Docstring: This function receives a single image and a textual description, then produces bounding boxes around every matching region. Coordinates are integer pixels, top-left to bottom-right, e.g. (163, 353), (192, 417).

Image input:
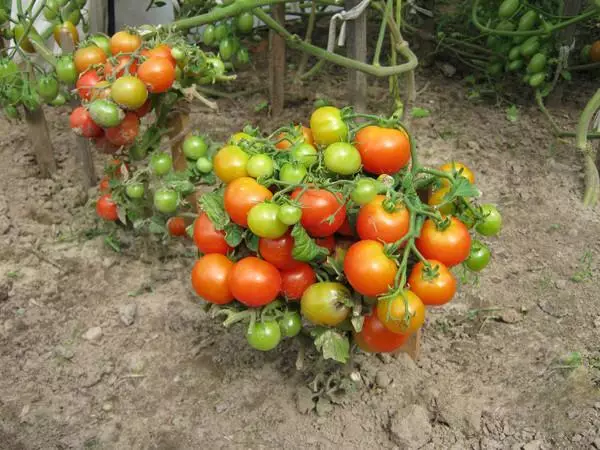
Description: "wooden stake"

(345, 0), (367, 112)
(268, 4), (286, 117)
(23, 105), (57, 178)
(60, 30), (97, 189)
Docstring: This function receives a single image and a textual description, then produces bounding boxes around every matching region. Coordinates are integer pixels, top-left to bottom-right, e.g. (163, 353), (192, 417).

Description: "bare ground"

(1, 63), (600, 450)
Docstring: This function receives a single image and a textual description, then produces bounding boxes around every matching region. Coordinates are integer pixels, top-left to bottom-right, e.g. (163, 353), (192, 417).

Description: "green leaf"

(198, 190), (229, 230)
(245, 232), (259, 252)
(444, 177), (481, 202)
(311, 328), (350, 364)
(560, 70), (572, 81)
(506, 105), (519, 123)
(224, 223), (244, 247)
(148, 221), (165, 234)
(254, 101), (268, 113)
(351, 315), (364, 333)
(290, 224), (329, 262)
(411, 107), (431, 118)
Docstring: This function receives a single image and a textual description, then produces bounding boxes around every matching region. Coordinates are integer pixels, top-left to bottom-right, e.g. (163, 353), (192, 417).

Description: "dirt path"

(1, 68), (599, 450)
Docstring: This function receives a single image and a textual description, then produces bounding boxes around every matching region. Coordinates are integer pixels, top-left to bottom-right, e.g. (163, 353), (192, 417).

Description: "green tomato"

(36, 75), (60, 102)
(203, 24), (216, 46)
(351, 178), (378, 205)
(88, 99), (125, 128)
(126, 183), (145, 199)
(56, 56), (78, 84)
(527, 53), (547, 74)
(196, 157), (213, 173)
(233, 47), (250, 68)
(246, 154), (275, 179)
(67, 8), (81, 25)
(464, 240), (491, 272)
(279, 163), (307, 185)
(50, 92), (67, 106)
(219, 38), (235, 61)
(151, 152), (173, 176)
(246, 321), (281, 351)
(56, 0), (69, 6)
(183, 135), (208, 160)
(277, 204), (302, 225)
(498, 0), (519, 18)
(529, 72), (545, 88)
(0, 8), (9, 25)
(43, 0), (59, 20)
(129, 144), (148, 161)
(214, 23), (230, 41)
(153, 188), (178, 214)
(291, 143), (318, 167)
(278, 311), (302, 338)
(247, 202), (288, 239)
(323, 142), (361, 175)
(171, 47), (186, 62)
(476, 204), (502, 236)
(236, 12), (254, 34)
(89, 34), (111, 56)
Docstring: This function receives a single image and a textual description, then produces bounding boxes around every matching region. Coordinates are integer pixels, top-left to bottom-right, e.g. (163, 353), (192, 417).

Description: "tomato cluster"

(202, 11), (253, 68)
(186, 106), (502, 361)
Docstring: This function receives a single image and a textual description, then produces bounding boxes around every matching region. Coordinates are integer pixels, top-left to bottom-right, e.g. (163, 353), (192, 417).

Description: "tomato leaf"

(116, 206), (127, 225)
(351, 315), (364, 333)
(311, 328), (350, 364)
(445, 177), (480, 201)
(290, 224), (329, 262)
(224, 223), (244, 247)
(199, 190), (229, 230)
(148, 221), (165, 235)
(411, 107), (431, 118)
(245, 232), (259, 253)
(505, 105), (519, 123)
(186, 223), (194, 240)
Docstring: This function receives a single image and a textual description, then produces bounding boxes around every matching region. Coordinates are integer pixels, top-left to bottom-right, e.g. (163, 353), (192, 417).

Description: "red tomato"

(229, 257), (281, 307)
(337, 218), (355, 237)
(315, 235), (335, 254)
(137, 57), (176, 93)
(354, 126), (411, 175)
(96, 194), (118, 221)
(290, 188), (346, 237)
(281, 263), (316, 300)
(344, 240), (397, 297)
(105, 112), (139, 147)
(99, 177), (110, 193)
(193, 212), (232, 254)
(134, 99), (152, 118)
(354, 311), (408, 353)
(110, 31), (142, 55)
(70, 106), (103, 138)
(94, 135), (120, 154)
(224, 177), (273, 227)
(167, 217), (187, 237)
(143, 44), (176, 66)
(415, 217), (471, 267)
(408, 260), (456, 306)
(191, 254), (234, 305)
(104, 55), (138, 77)
(76, 69), (102, 101)
(258, 233), (300, 269)
(356, 195), (410, 243)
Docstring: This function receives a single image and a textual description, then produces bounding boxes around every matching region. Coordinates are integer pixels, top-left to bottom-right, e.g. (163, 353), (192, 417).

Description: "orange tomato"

(376, 290), (425, 334)
(213, 145), (249, 183)
(356, 195), (410, 243)
(275, 125), (314, 150)
(191, 254), (234, 305)
(344, 240), (397, 297)
(137, 56), (176, 93)
(591, 41), (600, 62)
(224, 177), (273, 227)
(104, 55), (138, 77)
(408, 260), (456, 306)
(74, 46), (107, 73)
(439, 162), (475, 186)
(105, 112), (139, 147)
(415, 217), (471, 267)
(354, 125), (411, 175)
(143, 44), (176, 66)
(167, 217), (187, 237)
(110, 31), (142, 55)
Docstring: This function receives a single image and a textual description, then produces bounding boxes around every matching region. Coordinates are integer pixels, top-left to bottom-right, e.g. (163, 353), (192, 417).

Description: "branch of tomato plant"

(295, 0), (317, 79)
(575, 89), (600, 207)
(472, 0), (599, 37)
(372, 0), (391, 67)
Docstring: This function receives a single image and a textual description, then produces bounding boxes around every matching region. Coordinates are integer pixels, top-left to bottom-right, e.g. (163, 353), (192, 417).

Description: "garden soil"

(1, 61), (600, 450)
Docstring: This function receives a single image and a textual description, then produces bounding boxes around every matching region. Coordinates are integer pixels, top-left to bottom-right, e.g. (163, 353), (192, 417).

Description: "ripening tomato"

(281, 263), (316, 300)
(74, 46), (107, 73)
(111, 75), (148, 110)
(415, 217), (471, 267)
(344, 240), (397, 297)
(191, 254), (234, 305)
(105, 112), (139, 147)
(53, 21), (79, 48)
(315, 235), (336, 254)
(56, 56), (78, 84)
(104, 55), (138, 77)
(354, 311), (408, 353)
(258, 233), (300, 270)
(167, 217), (187, 237)
(377, 290), (425, 334)
(213, 145), (249, 183)
(275, 125), (314, 150)
(309, 106), (348, 145)
(143, 44), (176, 66)
(96, 194), (118, 221)
(247, 202), (288, 239)
(591, 41), (600, 62)
(229, 257), (281, 307)
(193, 212), (232, 254)
(439, 161), (475, 187)
(137, 57), (176, 93)
(99, 177), (110, 193)
(89, 80), (111, 100)
(224, 177), (273, 227)
(110, 30), (142, 55)
(76, 69), (102, 100)
(88, 99), (125, 128)
(408, 260), (456, 306)
(354, 126), (411, 175)
(89, 33), (111, 56)
(428, 186), (455, 215)
(70, 106), (103, 138)
(356, 195), (410, 243)
(290, 188), (346, 237)
(301, 282), (351, 326)
(291, 143), (318, 167)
